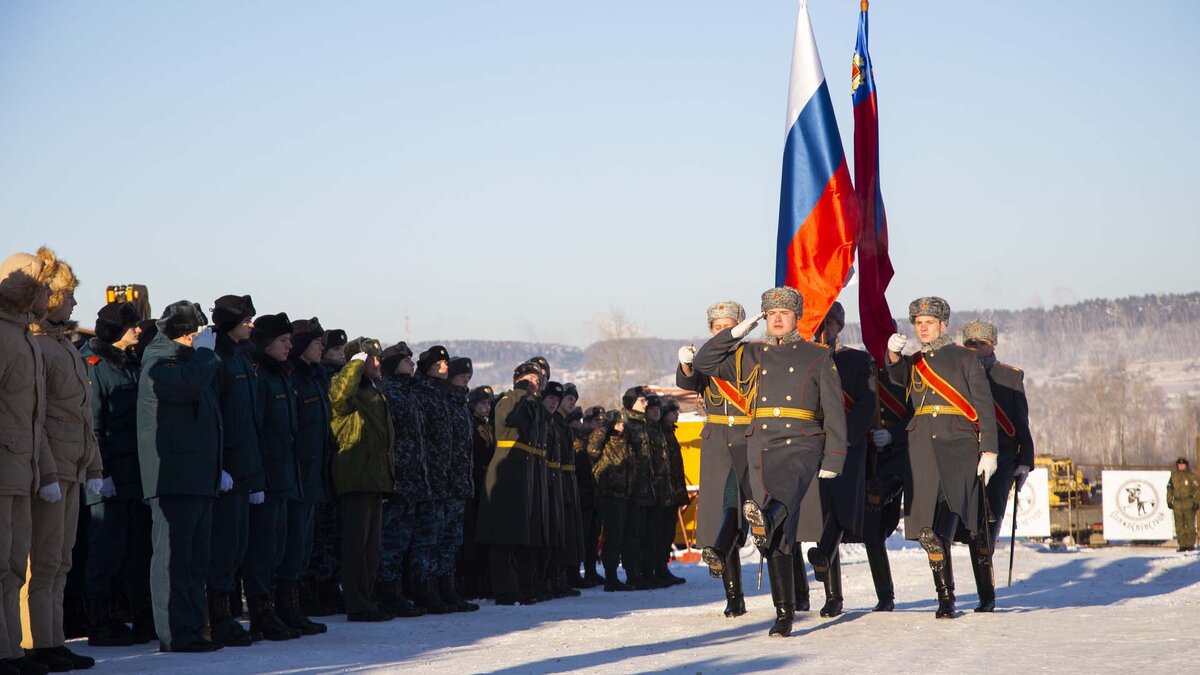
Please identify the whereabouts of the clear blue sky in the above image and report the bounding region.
[3,1,1197,346]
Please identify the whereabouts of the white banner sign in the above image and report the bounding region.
[1102,470,1174,541]
[999,467,1051,539]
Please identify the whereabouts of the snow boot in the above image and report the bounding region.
[412,578,454,615]
[86,597,133,647]
[721,549,746,618]
[766,554,795,638]
[439,575,481,612]
[276,584,328,635]
[247,594,301,641]
[793,554,810,612]
[969,539,996,613]
[379,580,426,618]
[818,550,843,617]
[744,499,789,556]
[865,541,895,612]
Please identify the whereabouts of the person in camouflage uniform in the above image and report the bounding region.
[620,386,658,590]
[1168,458,1198,551]
[574,406,606,588]
[658,399,689,586]
[461,385,495,599]
[437,357,480,612]
[589,408,633,592]
[305,328,348,616]
[408,346,454,614]
[641,395,676,588]
[376,342,428,618]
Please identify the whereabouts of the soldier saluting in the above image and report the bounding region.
[693,287,847,638]
[885,297,998,619]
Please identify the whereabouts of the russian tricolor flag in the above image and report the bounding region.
[775,0,860,339]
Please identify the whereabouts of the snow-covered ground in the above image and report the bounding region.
[81,540,1200,674]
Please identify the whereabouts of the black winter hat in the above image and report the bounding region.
[584,405,606,421]
[468,385,494,405]
[566,408,583,424]
[322,329,348,349]
[418,345,450,374]
[543,381,565,401]
[622,385,649,411]
[448,357,473,378]
[289,317,324,359]
[95,301,141,344]
[211,294,256,333]
[1178,458,1190,466]
[381,342,413,375]
[645,394,662,408]
[662,398,680,414]
[604,410,623,425]
[252,312,292,351]
[513,360,542,383]
[563,383,579,401]
[529,355,550,379]
[157,300,208,340]
[346,336,382,359]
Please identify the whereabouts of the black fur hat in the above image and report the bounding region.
[622,385,649,411]
[252,312,292,351]
[448,357,473,378]
[513,360,542,384]
[95,302,142,344]
[563,383,579,401]
[290,317,324,359]
[157,300,208,340]
[529,355,550,380]
[381,342,413,375]
[584,405,606,421]
[322,329,348,350]
[468,385,494,405]
[211,294,256,333]
[543,381,565,401]
[417,345,450,375]
[346,336,382,359]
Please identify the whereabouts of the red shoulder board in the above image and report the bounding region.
[86,356,101,366]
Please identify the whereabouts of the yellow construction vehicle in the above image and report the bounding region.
[1035,455,1092,506]
[104,284,152,319]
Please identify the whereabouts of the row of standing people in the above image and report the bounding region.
[679,290,1034,637]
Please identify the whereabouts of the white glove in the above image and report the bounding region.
[730,312,765,339]
[818,469,839,479]
[249,491,265,505]
[219,471,234,493]
[99,477,117,498]
[677,345,696,366]
[192,326,216,352]
[872,429,892,448]
[38,482,63,503]
[350,352,369,363]
[85,478,105,496]
[887,333,907,354]
[977,453,998,485]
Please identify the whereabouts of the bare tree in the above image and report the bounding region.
[584,309,654,408]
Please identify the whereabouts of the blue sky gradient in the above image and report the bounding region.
[3,1,1197,345]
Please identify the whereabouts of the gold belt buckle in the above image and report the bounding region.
[932,404,941,417]
[727,416,735,427]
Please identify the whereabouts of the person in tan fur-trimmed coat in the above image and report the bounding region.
[0,250,55,675]
[21,248,104,672]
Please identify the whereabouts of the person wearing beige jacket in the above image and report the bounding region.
[0,250,55,675]
[21,248,103,673]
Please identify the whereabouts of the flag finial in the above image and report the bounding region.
[861,1,869,11]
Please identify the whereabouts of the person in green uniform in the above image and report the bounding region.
[1168,458,1198,552]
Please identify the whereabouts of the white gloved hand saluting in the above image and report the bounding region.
[818,469,839,479]
[192,326,216,352]
[887,333,907,354]
[249,491,265,505]
[219,471,234,493]
[85,478,105,496]
[38,482,63,503]
[350,352,369,363]
[99,477,117,499]
[730,312,765,339]
[872,429,892,448]
[677,345,696,366]
[977,453,998,485]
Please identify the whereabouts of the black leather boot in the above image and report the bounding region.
[129,595,156,644]
[248,594,301,641]
[743,499,789,555]
[807,512,844,584]
[927,539,957,620]
[721,549,746,618]
[792,554,810,612]
[865,541,895,612]
[412,578,454,614]
[208,590,252,647]
[969,539,996,613]
[439,575,482,612]
[379,580,426,618]
[701,508,742,577]
[766,554,795,637]
[275,584,328,635]
[818,551,843,617]
[310,579,342,617]
[87,597,133,647]
[603,566,630,592]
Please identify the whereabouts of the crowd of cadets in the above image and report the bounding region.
[0,248,692,673]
